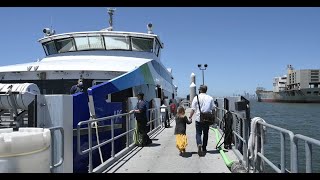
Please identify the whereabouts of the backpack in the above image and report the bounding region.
[170,103,176,112]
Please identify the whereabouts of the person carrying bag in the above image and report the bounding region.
[189,85,216,156]
[196,95,215,125]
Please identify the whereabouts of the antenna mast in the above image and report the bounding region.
[107,8,116,31]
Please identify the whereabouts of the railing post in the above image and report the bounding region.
[280,132,285,173]
[50,129,54,173]
[158,108,161,128]
[291,137,298,173]
[111,117,115,157]
[253,126,258,173]
[260,124,265,172]
[256,123,263,172]
[243,118,249,169]
[88,122,93,173]
[126,114,129,148]
[305,142,312,173]
[150,109,152,132]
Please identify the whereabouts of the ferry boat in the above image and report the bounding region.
[0,9,177,172]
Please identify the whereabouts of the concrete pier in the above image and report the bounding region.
[104,108,238,173]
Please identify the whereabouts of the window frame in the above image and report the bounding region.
[55,37,77,54]
[131,37,154,53]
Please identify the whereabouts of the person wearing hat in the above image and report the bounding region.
[130,92,152,147]
[189,85,215,156]
[70,78,84,94]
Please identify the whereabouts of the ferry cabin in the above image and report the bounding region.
[0,30,176,102]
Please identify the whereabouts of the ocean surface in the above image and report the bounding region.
[250,100,320,173]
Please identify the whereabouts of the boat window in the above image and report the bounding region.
[74,37,89,50]
[56,38,76,53]
[43,41,58,55]
[131,37,153,52]
[89,36,105,49]
[75,36,105,50]
[104,36,130,50]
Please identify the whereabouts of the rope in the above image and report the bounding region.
[247,117,266,170]
[92,122,103,164]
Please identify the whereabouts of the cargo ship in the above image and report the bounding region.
[256,65,320,103]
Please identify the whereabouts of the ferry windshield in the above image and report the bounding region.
[56,38,76,53]
[75,36,105,50]
[42,35,160,56]
[131,37,153,52]
[104,36,130,50]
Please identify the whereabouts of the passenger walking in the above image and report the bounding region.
[170,100,177,118]
[174,106,192,156]
[189,85,215,156]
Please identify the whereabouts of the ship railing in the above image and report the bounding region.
[77,107,163,173]
[254,120,296,173]
[214,107,250,171]
[251,120,320,173]
[147,107,164,133]
[293,134,320,173]
[213,100,320,173]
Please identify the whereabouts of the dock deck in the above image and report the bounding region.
[104,108,238,173]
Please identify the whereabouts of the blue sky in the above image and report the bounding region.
[1,7,320,98]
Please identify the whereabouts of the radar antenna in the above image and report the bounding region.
[107,8,116,31]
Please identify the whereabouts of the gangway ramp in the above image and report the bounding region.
[104,108,238,173]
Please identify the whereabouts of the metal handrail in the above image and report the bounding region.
[77,107,163,173]
[256,120,296,173]
[214,107,249,168]
[77,112,132,173]
[147,108,160,131]
[294,134,320,173]
[49,126,64,172]
[214,106,320,173]
[77,112,131,155]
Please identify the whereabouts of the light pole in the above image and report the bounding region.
[197,64,208,85]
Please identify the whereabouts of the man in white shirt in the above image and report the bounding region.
[189,85,215,156]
